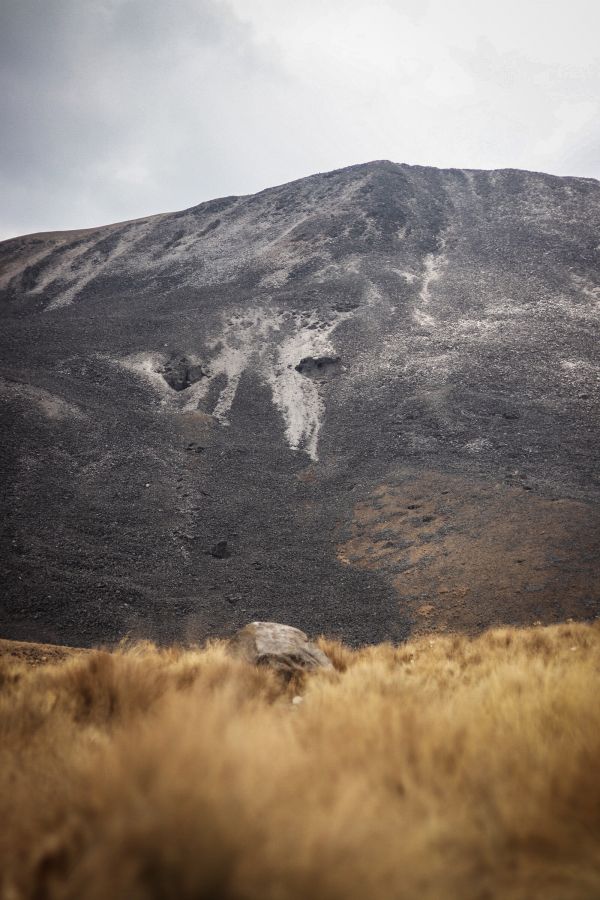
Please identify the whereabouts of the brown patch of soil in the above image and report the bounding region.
[179,410,215,427]
[296,466,318,484]
[338,469,600,633]
[0,638,87,667]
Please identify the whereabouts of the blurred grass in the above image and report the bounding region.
[2,622,600,899]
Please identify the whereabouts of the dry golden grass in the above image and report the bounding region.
[2,622,600,899]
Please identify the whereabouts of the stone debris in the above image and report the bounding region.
[209,540,230,559]
[229,622,333,675]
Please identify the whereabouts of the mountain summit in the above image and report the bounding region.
[1,161,599,646]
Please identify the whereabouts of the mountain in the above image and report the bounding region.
[1,160,599,647]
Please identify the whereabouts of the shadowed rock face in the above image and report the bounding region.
[161,355,209,392]
[0,160,599,647]
[295,356,341,377]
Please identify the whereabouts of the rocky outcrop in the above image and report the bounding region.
[229,622,333,675]
[161,355,209,391]
[210,540,230,559]
[295,356,340,377]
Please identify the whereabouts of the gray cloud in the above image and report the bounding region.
[1,0,599,238]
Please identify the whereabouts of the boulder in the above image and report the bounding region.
[294,355,340,377]
[210,540,230,559]
[161,354,209,391]
[229,622,333,675]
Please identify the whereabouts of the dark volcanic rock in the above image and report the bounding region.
[162,355,209,391]
[0,160,599,647]
[295,356,341,376]
[210,540,230,559]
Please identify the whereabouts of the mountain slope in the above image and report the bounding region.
[1,161,599,646]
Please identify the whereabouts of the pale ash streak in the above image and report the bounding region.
[206,307,351,460]
[197,310,282,424]
[0,377,86,421]
[118,305,351,462]
[45,220,156,311]
[412,243,447,327]
[267,310,351,461]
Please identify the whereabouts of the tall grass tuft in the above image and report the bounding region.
[2,622,600,898]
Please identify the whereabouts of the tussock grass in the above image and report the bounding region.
[2,623,600,899]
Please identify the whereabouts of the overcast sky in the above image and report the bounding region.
[1,0,599,239]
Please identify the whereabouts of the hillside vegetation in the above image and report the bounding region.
[2,622,600,899]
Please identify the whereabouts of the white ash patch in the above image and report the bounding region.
[452,315,520,340]
[413,310,436,328]
[117,350,212,412]
[45,220,156,311]
[364,282,384,307]
[184,174,369,290]
[569,274,600,318]
[12,169,375,311]
[116,304,353,461]
[412,245,447,327]
[118,351,173,403]
[453,294,595,338]
[258,268,289,290]
[197,305,352,460]
[463,437,494,454]
[0,241,61,292]
[539,294,599,323]
[266,310,351,461]
[340,256,363,276]
[35,239,98,297]
[200,309,283,423]
[419,250,446,304]
[560,357,600,379]
[403,351,455,382]
[561,358,590,371]
[117,349,213,411]
[0,378,85,421]
[267,329,324,460]
[388,268,418,283]
[485,299,527,318]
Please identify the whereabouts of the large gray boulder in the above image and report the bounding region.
[229,622,333,675]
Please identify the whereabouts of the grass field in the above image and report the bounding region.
[2,622,600,899]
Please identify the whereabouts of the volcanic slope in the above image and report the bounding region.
[1,161,599,646]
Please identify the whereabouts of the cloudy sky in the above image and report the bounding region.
[1,0,599,239]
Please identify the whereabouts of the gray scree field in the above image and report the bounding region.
[1,160,599,647]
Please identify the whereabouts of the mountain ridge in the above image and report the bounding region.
[1,160,599,647]
[4,159,600,245]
